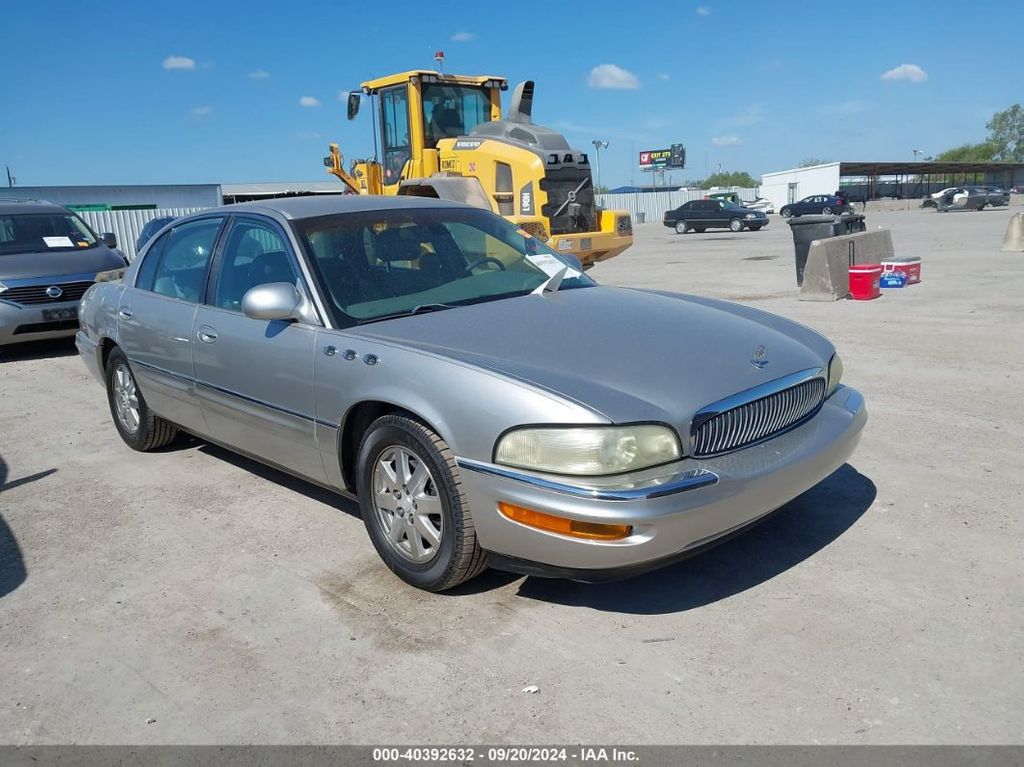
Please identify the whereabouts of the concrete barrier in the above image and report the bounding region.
[800,230,895,301]
[1000,212,1024,252]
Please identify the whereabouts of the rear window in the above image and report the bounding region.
[0,213,98,255]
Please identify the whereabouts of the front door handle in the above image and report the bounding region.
[197,325,218,344]
[118,308,132,320]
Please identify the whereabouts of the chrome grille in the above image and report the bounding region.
[692,377,826,457]
[0,280,94,305]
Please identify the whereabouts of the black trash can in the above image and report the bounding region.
[834,213,866,235]
[787,215,839,286]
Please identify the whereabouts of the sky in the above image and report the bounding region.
[1,0,1021,189]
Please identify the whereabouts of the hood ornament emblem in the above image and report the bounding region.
[751,345,768,369]
[46,285,63,299]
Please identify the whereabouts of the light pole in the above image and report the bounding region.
[592,140,608,191]
[912,149,923,161]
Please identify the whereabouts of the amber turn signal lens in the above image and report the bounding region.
[498,502,632,541]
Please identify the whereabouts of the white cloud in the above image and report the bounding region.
[657,73,670,81]
[881,63,927,83]
[299,96,321,107]
[296,130,322,141]
[696,6,711,15]
[162,55,196,71]
[190,105,213,116]
[712,135,742,147]
[248,69,270,80]
[451,31,475,42]
[587,64,640,90]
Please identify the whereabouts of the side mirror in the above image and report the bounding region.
[241,282,301,322]
[101,232,117,249]
[347,92,361,121]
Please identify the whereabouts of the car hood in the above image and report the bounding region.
[0,246,125,280]
[351,286,833,426]
[731,206,765,215]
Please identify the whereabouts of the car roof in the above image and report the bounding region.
[202,194,470,221]
[0,198,71,215]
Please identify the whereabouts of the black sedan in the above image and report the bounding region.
[780,195,849,218]
[663,199,769,234]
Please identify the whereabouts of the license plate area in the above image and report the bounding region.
[42,307,78,321]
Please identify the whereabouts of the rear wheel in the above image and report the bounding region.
[781,207,793,218]
[105,347,178,451]
[674,220,689,234]
[356,414,487,591]
[729,218,743,232]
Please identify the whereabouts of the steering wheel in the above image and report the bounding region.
[465,257,506,272]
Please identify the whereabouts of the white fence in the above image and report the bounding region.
[78,207,207,260]
[595,188,759,224]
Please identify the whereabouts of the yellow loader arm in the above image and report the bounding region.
[323,144,364,195]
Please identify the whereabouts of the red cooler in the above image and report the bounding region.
[849,264,882,300]
[881,256,922,284]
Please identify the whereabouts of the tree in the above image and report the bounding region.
[986,104,1024,161]
[798,158,833,168]
[934,142,998,162]
[699,171,758,189]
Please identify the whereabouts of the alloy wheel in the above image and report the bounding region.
[112,362,140,434]
[371,446,444,564]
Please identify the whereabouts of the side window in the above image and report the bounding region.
[380,85,410,185]
[148,218,222,302]
[212,219,298,312]
[135,231,170,291]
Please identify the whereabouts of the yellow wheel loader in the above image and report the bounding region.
[323,70,632,268]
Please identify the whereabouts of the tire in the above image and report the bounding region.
[822,206,832,215]
[356,413,487,591]
[781,207,792,218]
[728,218,743,232]
[105,347,178,451]
[674,220,689,234]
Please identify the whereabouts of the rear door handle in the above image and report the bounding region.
[118,308,132,320]
[197,325,218,344]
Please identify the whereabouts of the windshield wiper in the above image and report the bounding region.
[358,303,456,324]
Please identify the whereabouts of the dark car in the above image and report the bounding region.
[0,199,128,348]
[135,216,177,255]
[981,187,1010,207]
[663,199,769,234]
[780,195,849,218]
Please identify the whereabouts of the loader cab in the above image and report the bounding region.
[360,70,506,191]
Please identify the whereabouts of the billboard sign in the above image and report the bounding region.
[639,144,686,170]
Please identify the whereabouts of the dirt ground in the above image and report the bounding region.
[1,206,1021,745]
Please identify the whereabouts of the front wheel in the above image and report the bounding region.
[822,206,832,215]
[781,207,792,218]
[674,220,689,234]
[356,414,487,591]
[105,347,178,451]
[729,218,743,232]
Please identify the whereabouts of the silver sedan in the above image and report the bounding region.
[77,196,866,591]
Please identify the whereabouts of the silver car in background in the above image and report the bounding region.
[77,196,866,591]
[1,199,126,349]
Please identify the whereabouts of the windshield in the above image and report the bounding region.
[0,213,99,255]
[721,200,742,209]
[295,207,595,327]
[422,83,490,147]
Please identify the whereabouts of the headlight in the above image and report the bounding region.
[94,267,126,283]
[495,424,682,476]
[744,213,756,219]
[826,352,844,397]
[0,281,7,294]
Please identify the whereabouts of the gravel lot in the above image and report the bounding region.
[1,206,1021,745]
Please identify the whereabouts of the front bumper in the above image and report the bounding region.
[457,385,866,579]
[0,299,81,346]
